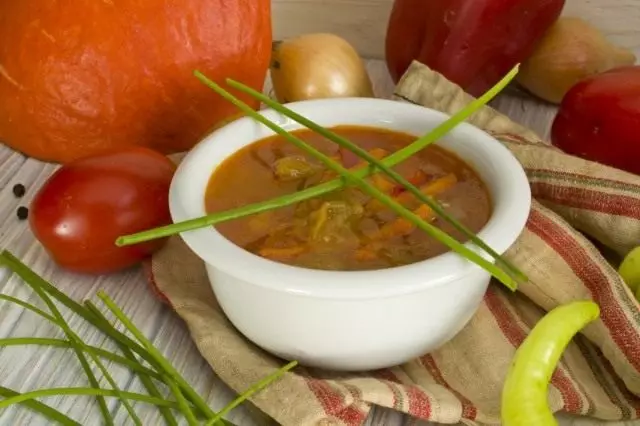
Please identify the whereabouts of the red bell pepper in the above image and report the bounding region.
[385,0,566,97]
[551,66,640,176]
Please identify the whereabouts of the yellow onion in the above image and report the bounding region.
[270,33,374,103]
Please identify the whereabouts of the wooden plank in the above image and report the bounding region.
[272,0,640,59]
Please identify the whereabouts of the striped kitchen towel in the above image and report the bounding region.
[146,61,640,425]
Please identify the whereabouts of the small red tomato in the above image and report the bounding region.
[551,66,640,175]
[29,147,176,275]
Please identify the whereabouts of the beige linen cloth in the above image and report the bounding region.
[146,62,640,425]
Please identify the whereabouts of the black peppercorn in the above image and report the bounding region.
[16,206,29,220]
[12,183,26,198]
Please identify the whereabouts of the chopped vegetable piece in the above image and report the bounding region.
[371,174,396,194]
[395,173,457,206]
[351,148,388,170]
[354,248,378,261]
[390,170,428,197]
[322,148,388,182]
[409,170,428,185]
[309,201,361,243]
[258,246,306,261]
[339,147,360,169]
[368,173,457,212]
[272,155,319,181]
[354,204,436,261]
[247,212,275,235]
[376,204,434,240]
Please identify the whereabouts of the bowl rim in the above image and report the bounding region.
[168,97,531,299]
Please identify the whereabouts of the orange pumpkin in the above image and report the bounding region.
[0,0,272,163]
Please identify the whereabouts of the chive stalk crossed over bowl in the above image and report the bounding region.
[117,66,527,291]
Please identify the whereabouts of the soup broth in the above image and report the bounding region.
[205,125,492,271]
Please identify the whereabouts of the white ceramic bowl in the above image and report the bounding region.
[169,98,531,371]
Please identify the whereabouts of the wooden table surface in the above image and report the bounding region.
[0,60,637,426]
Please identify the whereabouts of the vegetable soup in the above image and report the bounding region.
[205,125,492,271]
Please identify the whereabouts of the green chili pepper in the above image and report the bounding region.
[501,300,600,425]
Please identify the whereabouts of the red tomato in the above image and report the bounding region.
[29,147,176,275]
[551,66,640,175]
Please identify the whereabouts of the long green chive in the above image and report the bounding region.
[174,76,517,290]
[0,251,158,368]
[5,271,145,425]
[1,251,294,425]
[80,339,143,426]
[227,77,527,285]
[0,294,56,322]
[166,378,199,426]
[204,360,298,426]
[0,386,81,426]
[84,301,179,426]
[115,65,518,247]
[18,283,141,425]
[0,251,210,421]
[0,337,162,380]
[0,388,182,410]
[17,277,114,424]
[96,291,215,420]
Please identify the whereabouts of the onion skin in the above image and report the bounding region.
[269,33,374,103]
[501,300,600,426]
